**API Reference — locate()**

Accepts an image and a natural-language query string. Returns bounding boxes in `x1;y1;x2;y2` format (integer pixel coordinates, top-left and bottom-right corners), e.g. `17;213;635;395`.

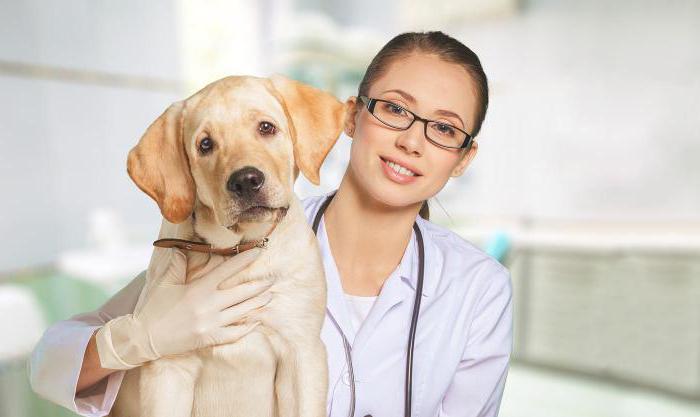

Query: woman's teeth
386;160;417;177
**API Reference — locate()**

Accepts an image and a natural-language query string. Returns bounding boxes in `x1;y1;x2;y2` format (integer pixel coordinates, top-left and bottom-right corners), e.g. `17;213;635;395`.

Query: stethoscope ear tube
312;191;425;417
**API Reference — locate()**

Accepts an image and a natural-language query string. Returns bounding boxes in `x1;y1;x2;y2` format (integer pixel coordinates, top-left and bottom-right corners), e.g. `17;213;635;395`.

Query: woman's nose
395;121;425;156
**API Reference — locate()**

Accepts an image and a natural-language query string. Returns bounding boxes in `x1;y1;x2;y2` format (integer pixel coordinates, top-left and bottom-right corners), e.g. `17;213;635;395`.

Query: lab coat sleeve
438;265;514;417
28;270;147;417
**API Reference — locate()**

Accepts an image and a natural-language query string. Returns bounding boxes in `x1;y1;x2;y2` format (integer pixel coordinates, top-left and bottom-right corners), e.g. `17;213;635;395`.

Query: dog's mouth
226;204;289;229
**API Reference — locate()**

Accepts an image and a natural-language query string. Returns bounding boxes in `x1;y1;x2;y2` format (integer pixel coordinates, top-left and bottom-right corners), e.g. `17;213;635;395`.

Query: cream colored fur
108;74;348;417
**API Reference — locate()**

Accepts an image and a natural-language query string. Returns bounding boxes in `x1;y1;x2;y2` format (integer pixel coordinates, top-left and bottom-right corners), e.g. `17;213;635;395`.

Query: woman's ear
451;140;478;177
344;96;359;138
268;74;347;185
127;101;196;224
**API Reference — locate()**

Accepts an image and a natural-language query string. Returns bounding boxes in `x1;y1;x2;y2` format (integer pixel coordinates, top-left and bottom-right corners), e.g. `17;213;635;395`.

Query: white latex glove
95;247;271;370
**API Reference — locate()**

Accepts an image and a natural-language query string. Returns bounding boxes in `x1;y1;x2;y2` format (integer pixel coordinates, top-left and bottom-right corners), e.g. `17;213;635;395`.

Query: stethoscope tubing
311;191;425;417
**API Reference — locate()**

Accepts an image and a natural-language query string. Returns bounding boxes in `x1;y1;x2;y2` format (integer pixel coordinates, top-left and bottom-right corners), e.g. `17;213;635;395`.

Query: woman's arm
28;269;146;416
76;330;112;393
75;269;147;392
438;266;514;417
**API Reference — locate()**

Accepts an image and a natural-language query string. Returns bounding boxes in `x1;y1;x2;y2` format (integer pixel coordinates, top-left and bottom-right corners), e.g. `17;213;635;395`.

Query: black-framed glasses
358;95;473;150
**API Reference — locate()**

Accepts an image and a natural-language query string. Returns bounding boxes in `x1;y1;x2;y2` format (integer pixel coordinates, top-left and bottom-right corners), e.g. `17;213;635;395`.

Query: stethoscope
311;190;425;417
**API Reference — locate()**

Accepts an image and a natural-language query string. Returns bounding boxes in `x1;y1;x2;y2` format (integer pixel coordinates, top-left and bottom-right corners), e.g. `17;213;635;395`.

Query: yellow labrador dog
110;74;347;417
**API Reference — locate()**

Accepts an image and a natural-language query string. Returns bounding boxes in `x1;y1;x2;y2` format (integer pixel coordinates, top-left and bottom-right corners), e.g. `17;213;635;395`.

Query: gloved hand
95;247;271;370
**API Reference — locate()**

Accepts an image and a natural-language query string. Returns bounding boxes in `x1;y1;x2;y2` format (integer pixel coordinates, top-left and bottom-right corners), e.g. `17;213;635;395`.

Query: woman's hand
95;247;271;370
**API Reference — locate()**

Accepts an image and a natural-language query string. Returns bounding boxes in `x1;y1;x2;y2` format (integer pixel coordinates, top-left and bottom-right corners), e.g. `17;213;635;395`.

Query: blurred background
1;0;699;416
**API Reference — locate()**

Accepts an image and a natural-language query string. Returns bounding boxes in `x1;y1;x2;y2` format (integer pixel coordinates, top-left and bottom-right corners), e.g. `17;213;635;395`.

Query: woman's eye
435;123;456;137
385;103;406;115
259;121;277;136
199;137;214;154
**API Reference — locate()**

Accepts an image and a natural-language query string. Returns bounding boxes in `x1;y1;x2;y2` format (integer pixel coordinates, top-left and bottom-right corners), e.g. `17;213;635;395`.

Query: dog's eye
199;137;214;154
258;121;276;136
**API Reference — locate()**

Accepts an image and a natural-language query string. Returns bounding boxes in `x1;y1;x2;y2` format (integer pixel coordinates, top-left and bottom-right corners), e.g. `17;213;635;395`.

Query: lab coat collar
398;216;437;298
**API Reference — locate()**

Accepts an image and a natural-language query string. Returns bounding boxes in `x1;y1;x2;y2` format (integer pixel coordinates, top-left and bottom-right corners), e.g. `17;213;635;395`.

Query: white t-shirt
343;291;378;334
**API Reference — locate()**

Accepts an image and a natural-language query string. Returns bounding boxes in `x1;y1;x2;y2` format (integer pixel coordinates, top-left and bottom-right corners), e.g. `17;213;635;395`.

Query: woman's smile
379;155;421;184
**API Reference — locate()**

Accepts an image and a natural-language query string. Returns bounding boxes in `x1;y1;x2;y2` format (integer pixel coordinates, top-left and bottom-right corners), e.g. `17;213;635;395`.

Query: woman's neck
323;170;422;295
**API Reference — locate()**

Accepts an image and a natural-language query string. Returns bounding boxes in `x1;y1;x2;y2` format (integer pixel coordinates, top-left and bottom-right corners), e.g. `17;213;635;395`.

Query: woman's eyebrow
382;88;416;103
434;109;465;129
381;88;465;128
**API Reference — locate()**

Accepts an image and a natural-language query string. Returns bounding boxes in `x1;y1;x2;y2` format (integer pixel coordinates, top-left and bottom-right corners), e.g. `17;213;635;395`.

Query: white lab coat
29;190;513;417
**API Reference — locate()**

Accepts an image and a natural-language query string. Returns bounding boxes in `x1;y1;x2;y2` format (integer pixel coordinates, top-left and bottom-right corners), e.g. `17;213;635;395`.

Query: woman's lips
379;156;419;184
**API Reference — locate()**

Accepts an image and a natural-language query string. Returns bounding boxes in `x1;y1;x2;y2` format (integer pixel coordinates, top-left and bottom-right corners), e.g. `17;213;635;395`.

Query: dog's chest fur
111;196;327;417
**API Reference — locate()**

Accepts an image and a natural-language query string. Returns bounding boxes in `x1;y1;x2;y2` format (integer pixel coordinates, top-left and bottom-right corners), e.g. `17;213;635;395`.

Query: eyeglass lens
371;100;468;148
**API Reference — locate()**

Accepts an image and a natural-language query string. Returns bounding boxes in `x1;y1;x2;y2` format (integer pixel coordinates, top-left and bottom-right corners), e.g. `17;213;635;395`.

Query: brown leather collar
153;219;280;256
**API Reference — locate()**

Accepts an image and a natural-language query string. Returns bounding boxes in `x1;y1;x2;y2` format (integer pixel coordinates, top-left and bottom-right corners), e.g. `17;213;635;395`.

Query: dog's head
127;74;347;233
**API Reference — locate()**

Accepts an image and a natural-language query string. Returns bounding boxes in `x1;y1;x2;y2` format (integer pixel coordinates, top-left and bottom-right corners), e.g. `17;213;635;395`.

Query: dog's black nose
227;166;265;199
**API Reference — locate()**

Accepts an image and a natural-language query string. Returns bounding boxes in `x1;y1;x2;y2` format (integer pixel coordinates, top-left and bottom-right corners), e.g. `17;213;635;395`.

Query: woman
29;31;512;417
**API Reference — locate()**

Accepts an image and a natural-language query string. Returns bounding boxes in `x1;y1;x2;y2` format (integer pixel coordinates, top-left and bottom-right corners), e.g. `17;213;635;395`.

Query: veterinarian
29;31;512;417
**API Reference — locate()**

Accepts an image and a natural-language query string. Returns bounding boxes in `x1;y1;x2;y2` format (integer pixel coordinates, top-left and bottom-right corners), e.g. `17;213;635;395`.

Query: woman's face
345;52;480;210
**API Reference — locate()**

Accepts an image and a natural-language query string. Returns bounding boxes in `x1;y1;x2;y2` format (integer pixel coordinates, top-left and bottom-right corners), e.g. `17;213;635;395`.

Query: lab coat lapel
352;271;412;353
352;225;418;353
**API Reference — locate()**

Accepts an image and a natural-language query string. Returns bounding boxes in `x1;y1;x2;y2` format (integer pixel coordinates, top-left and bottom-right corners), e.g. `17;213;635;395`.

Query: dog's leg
294;340;328;417
266;331;299;417
139;356;201;417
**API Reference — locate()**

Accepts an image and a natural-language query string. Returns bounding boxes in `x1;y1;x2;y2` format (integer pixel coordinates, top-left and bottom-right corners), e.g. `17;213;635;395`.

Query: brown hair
357;31;489;221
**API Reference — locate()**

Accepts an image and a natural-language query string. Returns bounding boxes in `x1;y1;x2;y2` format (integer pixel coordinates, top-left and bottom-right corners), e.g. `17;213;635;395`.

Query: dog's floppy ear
269;74;347;185
127;101;195;224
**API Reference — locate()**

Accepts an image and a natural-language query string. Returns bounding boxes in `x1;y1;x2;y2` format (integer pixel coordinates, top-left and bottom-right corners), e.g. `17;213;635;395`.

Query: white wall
0;1;183;272
435;0;700;224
